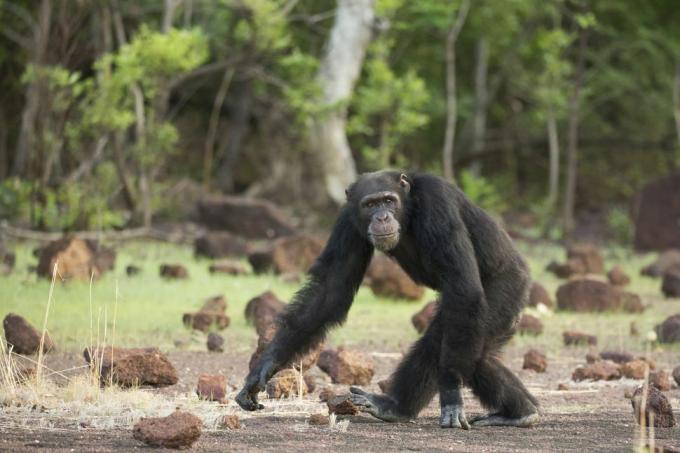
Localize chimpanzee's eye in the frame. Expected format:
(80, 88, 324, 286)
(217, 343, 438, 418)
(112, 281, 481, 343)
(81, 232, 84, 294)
(366, 202, 374, 209)
(385, 198, 393, 205)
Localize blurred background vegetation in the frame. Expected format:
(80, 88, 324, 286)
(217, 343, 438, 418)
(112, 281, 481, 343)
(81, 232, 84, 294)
(0, 0, 678, 242)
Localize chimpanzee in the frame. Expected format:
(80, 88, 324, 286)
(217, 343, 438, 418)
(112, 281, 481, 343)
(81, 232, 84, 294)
(236, 170, 539, 429)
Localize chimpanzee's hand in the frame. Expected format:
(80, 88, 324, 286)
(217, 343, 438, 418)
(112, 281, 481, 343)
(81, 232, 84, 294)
(236, 358, 275, 411)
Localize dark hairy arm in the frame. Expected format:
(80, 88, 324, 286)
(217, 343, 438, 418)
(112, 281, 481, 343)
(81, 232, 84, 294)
(237, 208, 374, 411)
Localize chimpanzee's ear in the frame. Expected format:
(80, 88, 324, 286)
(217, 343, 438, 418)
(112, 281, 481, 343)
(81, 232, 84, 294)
(399, 173, 411, 193)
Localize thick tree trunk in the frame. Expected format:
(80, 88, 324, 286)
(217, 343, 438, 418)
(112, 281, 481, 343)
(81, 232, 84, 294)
(309, 0, 376, 205)
(12, 0, 52, 177)
(441, 0, 470, 181)
(562, 30, 587, 236)
(470, 37, 488, 177)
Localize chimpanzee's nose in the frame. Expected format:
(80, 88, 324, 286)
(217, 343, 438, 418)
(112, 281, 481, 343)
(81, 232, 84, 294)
(376, 211, 388, 222)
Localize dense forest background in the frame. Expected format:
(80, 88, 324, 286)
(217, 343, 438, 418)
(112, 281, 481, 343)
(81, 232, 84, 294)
(0, 0, 678, 242)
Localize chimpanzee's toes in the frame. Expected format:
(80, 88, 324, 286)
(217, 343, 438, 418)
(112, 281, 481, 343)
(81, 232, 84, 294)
(470, 413, 539, 428)
(440, 404, 470, 430)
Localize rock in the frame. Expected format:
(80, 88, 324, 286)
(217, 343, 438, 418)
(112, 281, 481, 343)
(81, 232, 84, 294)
(517, 314, 543, 335)
(377, 378, 393, 393)
(132, 411, 202, 449)
(249, 324, 322, 372)
(209, 260, 248, 275)
(3, 314, 54, 355)
(326, 394, 359, 415)
(37, 236, 115, 281)
(599, 351, 634, 364)
(522, 349, 547, 373)
(607, 266, 631, 286)
(655, 314, 680, 343)
(160, 264, 189, 279)
(266, 368, 308, 399)
(319, 388, 335, 402)
(196, 374, 227, 402)
(219, 415, 241, 430)
(620, 291, 645, 313)
(249, 234, 324, 275)
(197, 194, 296, 239)
(317, 347, 374, 385)
(585, 352, 599, 364)
(126, 265, 141, 276)
(303, 366, 331, 393)
(411, 301, 438, 334)
(546, 259, 586, 279)
(572, 361, 621, 381)
(183, 295, 230, 332)
(194, 231, 249, 259)
(0, 243, 15, 275)
(649, 370, 671, 391)
(662, 270, 680, 298)
(563, 331, 598, 346)
(83, 346, 178, 387)
(206, 332, 224, 352)
(567, 244, 605, 274)
(631, 385, 675, 428)
(672, 365, 680, 386)
(633, 171, 680, 251)
(641, 249, 680, 277)
(309, 413, 329, 426)
(244, 291, 286, 336)
(365, 254, 424, 301)
(557, 383, 569, 391)
(527, 282, 554, 308)
(556, 278, 636, 312)
(620, 360, 650, 379)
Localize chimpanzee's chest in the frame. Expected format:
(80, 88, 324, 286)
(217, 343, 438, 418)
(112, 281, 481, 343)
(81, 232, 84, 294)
(386, 236, 442, 290)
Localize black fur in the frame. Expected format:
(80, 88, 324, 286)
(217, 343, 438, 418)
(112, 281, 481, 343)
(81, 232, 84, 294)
(236, 170, 537, 427)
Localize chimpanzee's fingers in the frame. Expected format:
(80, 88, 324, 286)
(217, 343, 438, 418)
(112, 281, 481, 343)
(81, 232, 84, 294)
(349, 386, 368, 396)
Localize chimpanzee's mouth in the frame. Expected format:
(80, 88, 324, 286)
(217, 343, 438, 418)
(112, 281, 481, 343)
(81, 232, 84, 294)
(368, 231, 400, 251)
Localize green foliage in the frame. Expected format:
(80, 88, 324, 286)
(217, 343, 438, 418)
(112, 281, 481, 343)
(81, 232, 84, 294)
(458, 170, 507, 214)
(606, 207, 634, 244)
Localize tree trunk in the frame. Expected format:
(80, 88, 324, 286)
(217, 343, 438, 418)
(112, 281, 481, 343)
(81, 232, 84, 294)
(203, 68, 235, 191)
(441, 0, 470, 182)
(562, 29, 587, 236)
(470, 37, 488, 177)
(215, 80, 252, 193)
(546, 109, 560, 210)
(162, 0, 183, 32)
(673, 58, 680, 158)
(12, 0, 52, 177)
(309, 0, 376, 205)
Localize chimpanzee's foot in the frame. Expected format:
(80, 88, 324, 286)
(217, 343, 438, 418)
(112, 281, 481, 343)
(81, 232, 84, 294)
(440, 404, 470, 429)
(469, 412, 539, 428)
(349, 387, 412, 423)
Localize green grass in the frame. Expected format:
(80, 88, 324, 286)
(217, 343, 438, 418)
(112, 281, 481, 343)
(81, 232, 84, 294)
(0, 239, 678, 357)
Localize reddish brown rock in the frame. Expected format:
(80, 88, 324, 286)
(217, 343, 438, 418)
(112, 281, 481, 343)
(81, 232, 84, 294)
(126, 265, 141, 276)
(266, 368, 308, 398)
(662, 270, 680, 298)
(557, 383, 569, 391)
(365, 254, 424, 301)
(641, 249, 680, 277)
(649, 370, 671, 391)
(249, 234, 324, 274)
(527, 282, 554, 308)
(249, 324, 322, 372)
(196, 374, 227, 402)
(3, 314, 54, 355)
(411, 301, 438, 334)
(309, 413, 329, 426)
(183, 295, 230, 332)
(563, 331, 598, 346)
(585, 352, 599, 364)
(37, 236, 115, 281)
(327, 394, 359, 415)
(655, 314, 680, 343)
(620, 360, 650, 379)
(567, 244, 605, 274)
(546, 259, 586, 279)
(572, 361, 621, 381)
(195, 231, 249, 259)
(84, 346, 178, 387)
(633, 171, 680, 251)
(317, 347, 374, 385)
(672, 365, 680, 386)
(206, 332, 224, 352)
(556, 278, 638, 312)
(197, 194, 296, 239)
(631, 385, 675, 428)
(209, 260, 248, 275)
(160, 264, 189, 279)
(620, 291, 645, 313)
(523, 349, 547, 373)
(607, 266, 631, 286)
(599, 350, 634, 364)
(244, 291, 286, 336)
(319, 388, 335, 402)
(517, 314, 543, 336)
(133, 411, 202, 449)
(219, 415, 241, 429)
(303, 366, 331, 393)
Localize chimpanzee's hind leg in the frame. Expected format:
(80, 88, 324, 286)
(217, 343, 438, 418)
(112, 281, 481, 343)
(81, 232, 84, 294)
(468, 356, 539, 427)
(349, 314, 441, 422)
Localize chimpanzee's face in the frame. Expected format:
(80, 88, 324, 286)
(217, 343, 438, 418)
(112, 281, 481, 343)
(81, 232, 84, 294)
(347, 171, 411, 252)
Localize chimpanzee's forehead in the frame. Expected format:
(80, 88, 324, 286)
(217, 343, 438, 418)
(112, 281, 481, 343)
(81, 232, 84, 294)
(350, 171, 401, 197)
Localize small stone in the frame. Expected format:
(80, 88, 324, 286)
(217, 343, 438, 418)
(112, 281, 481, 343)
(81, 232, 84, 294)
(631, 385, 675, 428)
(309, 413, 329, 426)
(319, 388, 335, 402)
(327, 394, 359, 415)
(517, 314, 543, 335)
(209, 260, 248, 275)
(607, 266, 631, 286)
(206, 333, 224, 352)
(196, 374, 227, 402)
(557, 383, 569, 391)
(620, 360, 650, 380)
(527, 282, 554, 308)
(303, 366, 331, 393)
(132, 411, 202, 449)
(126, 265, 141, 276)
(219, 415, 241, 430)
(648, 370, 671, 391)
(266, 369, 308, 399)
(599, 351, 634, 364)
(563, 331, 598, 346)
(3, 313, 54, 355)
(522, 349, 547, 373)
(160, 264, 189, 279)
(317, 347, 374, 385)
(572, 361, 621, 381)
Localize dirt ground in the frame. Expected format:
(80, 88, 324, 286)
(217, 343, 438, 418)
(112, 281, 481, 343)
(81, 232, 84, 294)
(1, 345, 678, 452)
